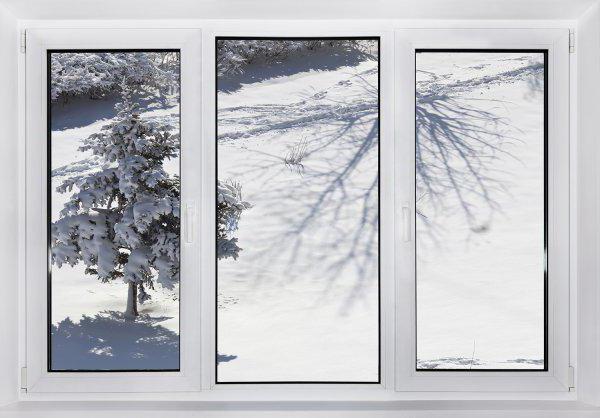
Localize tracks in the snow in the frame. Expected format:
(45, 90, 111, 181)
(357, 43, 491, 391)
(217, 100, 377, 142)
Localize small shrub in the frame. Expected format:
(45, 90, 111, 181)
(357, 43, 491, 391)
(217, 179, 251, 260)
(284, 138, 309, 174)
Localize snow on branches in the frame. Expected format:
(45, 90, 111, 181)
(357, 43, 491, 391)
(51, 84, 180, 317)
(217, 180, 251, 260)
(50, 51, 179, 102)
(217, 40, 368, 77)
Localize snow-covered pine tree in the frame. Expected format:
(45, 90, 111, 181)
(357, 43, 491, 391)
(217, 180, 251, 260)
(51, 82, 180, 318)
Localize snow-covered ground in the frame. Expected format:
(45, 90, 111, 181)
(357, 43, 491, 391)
(50, 91, 180, 371)
(217, 44, 380, 382)
(48, 47, 544, 375)
(416, 52, 545, 369)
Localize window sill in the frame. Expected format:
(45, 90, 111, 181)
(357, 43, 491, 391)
(1, 400, 598, 417)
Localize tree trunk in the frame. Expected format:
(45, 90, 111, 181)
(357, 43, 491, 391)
(125, 282, 139, 318)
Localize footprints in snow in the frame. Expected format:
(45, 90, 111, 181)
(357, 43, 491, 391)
(312, 79, 352, 100)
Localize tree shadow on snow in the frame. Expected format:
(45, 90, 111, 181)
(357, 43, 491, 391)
(415, 61, 544, 243)
(217, 353, 238, 364)
(415, 93, 518, 242)
(219, 64, 380, 313)
(51, 93, 122, 131)
(50, 311, 179, 371)
(218, 46, 374, 94)
(51, 90, 177, 131)
(218, 54, 542, 312)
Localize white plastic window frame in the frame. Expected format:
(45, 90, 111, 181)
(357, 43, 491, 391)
(20, 24, 573, 398)
(394, 28, 571, 392)
(24, 28, 203, 393)
(199, 28, 396, 391)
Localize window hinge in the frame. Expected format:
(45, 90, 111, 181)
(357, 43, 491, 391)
(20, 29, 26, 54)
(568, 365, 575, 390)
(20, 367, 27, 392)
(569, 30, 575, 54)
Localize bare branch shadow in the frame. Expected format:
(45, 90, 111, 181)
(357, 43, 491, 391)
(415, 59, 544, 243)
(218, 52, 542, 313)
(219, 63, 379, 313)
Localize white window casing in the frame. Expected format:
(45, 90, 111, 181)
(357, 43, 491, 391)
(20, 24, 574, 400)
(24, 28, 203, 393)
(394, 28, 571, 392)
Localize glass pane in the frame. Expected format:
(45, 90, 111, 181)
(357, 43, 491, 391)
(416, 51, 546, 370)
(216, 38, 380, 382)
(49, 50, 181, 371)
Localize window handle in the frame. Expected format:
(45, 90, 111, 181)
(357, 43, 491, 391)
(402, 203, 411, 242)
(184, 202, 195, 244)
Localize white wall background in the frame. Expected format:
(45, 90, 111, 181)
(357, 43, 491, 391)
(0, 1, 19, 409)
(577, 1, 600, 408)
(0, 0, 599, 415)
(0, 0, 596, 20)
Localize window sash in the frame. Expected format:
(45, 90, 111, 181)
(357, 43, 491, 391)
(198, 28, 396, 390)
(24, 28, 203, 393)
(394, 28, 571, 392)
